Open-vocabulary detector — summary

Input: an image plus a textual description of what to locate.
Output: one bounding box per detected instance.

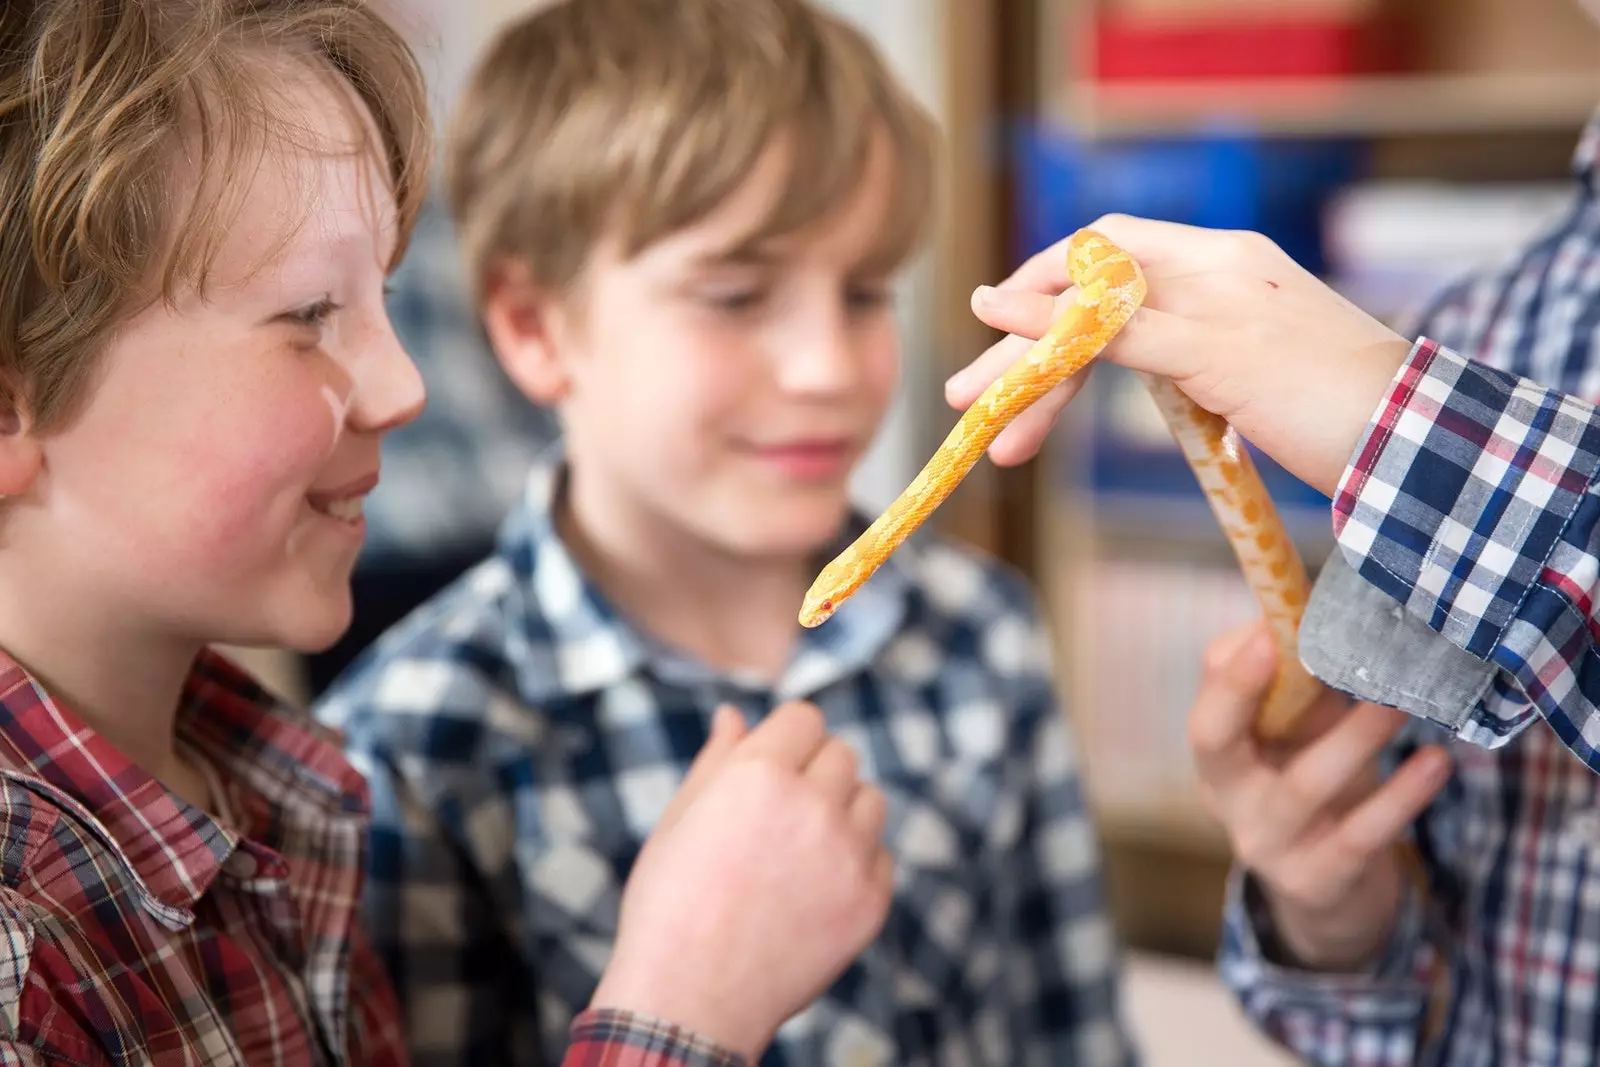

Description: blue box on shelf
[1011,120,1367,277]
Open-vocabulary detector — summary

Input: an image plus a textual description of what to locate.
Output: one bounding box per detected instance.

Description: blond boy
[316,1,1133,1065]
[0,1,894,1063]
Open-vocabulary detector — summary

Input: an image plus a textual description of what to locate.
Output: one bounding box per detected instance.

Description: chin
[273,593,354,655]
[724,500,853,560]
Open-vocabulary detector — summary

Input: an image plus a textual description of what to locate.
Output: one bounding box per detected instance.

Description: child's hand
[590,701,892,1059]
[946,214,1415,497]
[1190,621,1453,972]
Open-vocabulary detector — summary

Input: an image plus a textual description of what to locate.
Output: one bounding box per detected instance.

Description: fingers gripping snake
[798,228,1324,738]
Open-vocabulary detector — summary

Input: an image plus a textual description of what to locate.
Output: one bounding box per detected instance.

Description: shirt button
[224,850,258,878]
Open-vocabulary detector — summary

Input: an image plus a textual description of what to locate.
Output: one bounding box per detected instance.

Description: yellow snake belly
[799,227,1324,737]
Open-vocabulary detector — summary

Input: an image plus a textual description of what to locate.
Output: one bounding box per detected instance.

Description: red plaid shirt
[0,649,746,1067]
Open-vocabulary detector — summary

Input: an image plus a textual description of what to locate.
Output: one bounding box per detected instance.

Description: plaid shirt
[0,647,409,1067]
[1220,107,1600,1065]
[313,448,1132,1067]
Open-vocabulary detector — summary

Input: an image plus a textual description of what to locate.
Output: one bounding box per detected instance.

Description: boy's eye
[846,283,892,313]
[702,288,766,313]
[281,296,343,329]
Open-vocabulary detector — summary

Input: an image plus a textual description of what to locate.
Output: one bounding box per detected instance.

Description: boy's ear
[481,258,574,405]
[0,400,42,499]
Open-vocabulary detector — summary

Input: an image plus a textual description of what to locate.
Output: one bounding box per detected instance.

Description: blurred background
[230,1,1600,1062]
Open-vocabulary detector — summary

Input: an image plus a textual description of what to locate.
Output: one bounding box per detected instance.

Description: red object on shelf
[1089,12,1410,81]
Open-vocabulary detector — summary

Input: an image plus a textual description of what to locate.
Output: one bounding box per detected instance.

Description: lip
[747,438,855,479]
[306,471,379,508]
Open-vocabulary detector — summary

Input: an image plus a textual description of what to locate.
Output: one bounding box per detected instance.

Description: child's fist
[590,701,892,1060]
[1188,622,1453,971]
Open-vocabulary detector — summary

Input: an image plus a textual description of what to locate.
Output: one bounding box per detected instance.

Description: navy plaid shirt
[313,449,1133,1067]
[1221,107,1600,1065]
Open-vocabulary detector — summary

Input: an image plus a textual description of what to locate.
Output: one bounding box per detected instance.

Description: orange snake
[798,227,1324,738]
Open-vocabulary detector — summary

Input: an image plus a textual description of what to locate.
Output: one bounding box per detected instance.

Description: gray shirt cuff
[1299,551,1497,732]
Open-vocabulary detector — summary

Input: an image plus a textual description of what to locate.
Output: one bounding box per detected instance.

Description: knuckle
[733,754,792,804]
[1200,631,1241,678]
[826,737,860,776]
[1223,228,1271,260]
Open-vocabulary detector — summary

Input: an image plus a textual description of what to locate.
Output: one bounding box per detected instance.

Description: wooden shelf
[1052,70,1600,138]
[1096,805,1231,858]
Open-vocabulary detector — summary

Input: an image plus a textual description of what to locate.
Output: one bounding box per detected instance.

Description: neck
[558,468,815,681]
[0,567,204,799]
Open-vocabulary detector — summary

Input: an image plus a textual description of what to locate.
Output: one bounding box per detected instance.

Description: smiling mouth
[306,472,377,525]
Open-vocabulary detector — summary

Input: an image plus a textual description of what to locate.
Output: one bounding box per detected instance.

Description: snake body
[799,227,1324,737]
[1138,374,1325,738]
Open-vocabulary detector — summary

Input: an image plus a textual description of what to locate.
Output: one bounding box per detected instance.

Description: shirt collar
[1573,104,1600,189]
[497,443,910,706]
[0,646,366,919]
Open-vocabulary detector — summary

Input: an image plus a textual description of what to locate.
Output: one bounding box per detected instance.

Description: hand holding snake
[800,225,1334,738]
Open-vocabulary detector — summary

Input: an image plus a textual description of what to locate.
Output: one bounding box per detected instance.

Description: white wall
[813,0,946,514]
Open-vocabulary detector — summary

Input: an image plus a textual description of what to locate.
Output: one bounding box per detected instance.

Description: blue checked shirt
[1220,107,1600,1065]
[313,450,1133,1067]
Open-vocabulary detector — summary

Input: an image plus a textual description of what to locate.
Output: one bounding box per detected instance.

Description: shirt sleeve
[1215,866,1440,1067]
[561,1010,749,1067]
[1325,335,1600,768]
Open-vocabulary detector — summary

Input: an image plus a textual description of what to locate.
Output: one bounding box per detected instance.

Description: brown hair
[0,0,433,431]
[446,0,939,302]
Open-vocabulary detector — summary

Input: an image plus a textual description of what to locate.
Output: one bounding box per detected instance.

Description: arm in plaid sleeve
[1331,337,1600,763]
[998,607,1134,1067]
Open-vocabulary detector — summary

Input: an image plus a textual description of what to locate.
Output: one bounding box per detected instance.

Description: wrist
[1304,336,1413,498]
[1257,853,1406,973]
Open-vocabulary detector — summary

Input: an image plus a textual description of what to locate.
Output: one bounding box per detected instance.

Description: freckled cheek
[164,391,342,554]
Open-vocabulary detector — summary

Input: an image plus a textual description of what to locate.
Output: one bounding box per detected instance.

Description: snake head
[798,551,861,627]
[798,595,836,629]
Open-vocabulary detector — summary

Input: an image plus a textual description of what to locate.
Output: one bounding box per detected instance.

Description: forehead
[170,56,400,294]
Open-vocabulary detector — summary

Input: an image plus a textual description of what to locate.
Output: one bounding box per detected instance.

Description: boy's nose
[779,315,860,396]
[348,318,426,434]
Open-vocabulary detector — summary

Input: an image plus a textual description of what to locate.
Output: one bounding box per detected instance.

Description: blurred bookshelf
[947,0,1600,958]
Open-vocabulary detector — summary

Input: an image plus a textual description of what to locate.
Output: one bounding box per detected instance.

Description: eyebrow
[687,241,780,270]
